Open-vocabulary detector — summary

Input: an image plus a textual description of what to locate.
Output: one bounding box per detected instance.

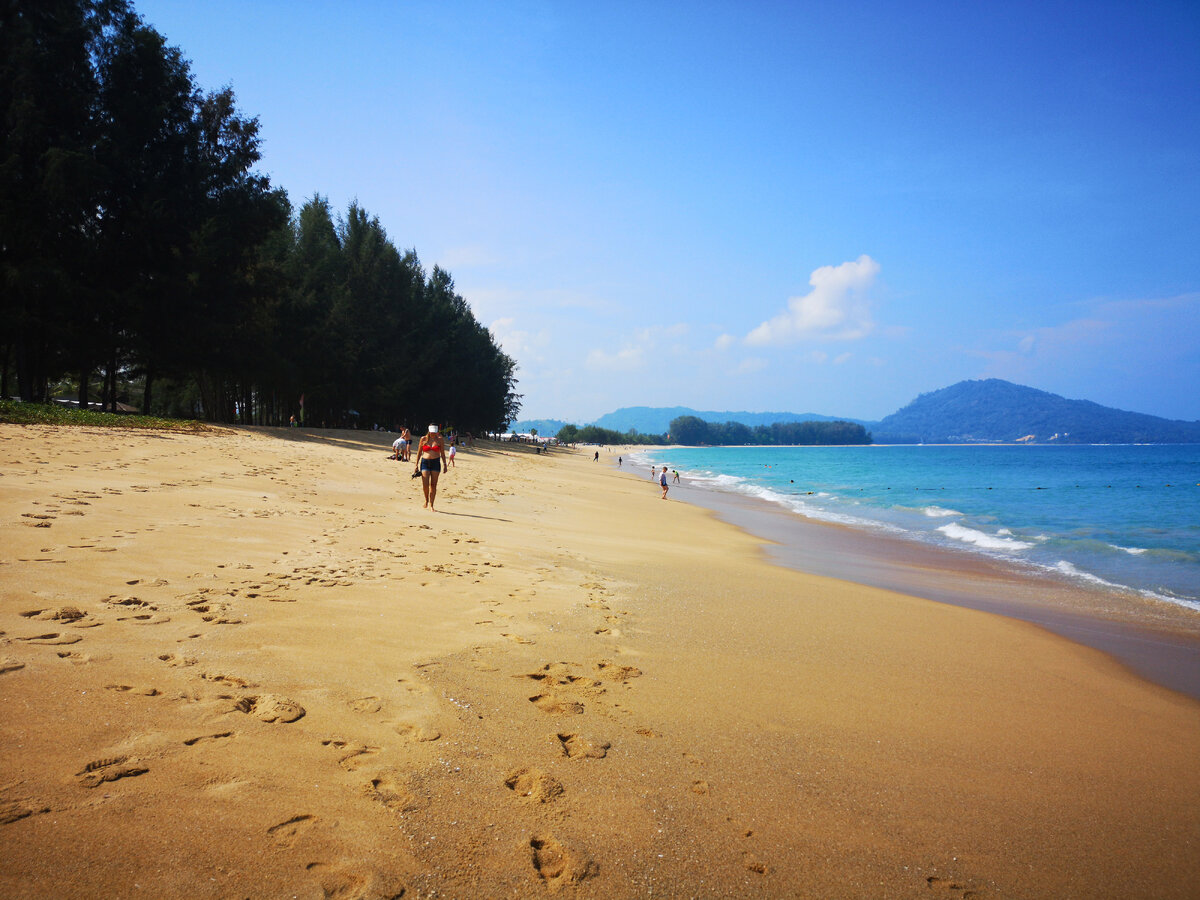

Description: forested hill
[592,406,866,434]
[2,0,519,431]
[871,379,1200,443]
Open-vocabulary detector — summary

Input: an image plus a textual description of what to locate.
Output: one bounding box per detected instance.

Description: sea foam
[936,522,1034,552]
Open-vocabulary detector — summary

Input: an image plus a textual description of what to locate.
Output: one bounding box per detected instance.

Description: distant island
[516,379,1200,444]
[870,380,1200,444]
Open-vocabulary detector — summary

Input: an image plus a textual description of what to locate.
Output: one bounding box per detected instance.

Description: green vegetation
[2,0,519,432]
[668,416,871,445]
[0,400,209,432]
[553,417,870,446]
[556,424,665,445]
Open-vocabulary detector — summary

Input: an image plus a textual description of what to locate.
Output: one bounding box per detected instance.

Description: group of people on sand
[390,424,457,511]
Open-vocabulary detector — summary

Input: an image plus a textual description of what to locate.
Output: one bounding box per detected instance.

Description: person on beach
[391,436,404,460]
[414,425,448,510]
[672,469,680,484]
[400,427,411,462]
[660,466,669,499]
[618,456,622,467]
[594,451,600,461]
[448,440,456,468]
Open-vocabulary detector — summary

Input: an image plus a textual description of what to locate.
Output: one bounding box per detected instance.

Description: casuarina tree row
[1,0,521,431]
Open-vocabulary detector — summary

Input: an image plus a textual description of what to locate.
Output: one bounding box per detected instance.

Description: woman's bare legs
[421,471,432,508]
[427,472,440,510]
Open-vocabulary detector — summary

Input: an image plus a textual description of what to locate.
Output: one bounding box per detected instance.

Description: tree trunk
[1,343,10,399]
[16,342,48,403]
[105,349,117,412]
[78,367,89,409]
[142,367,155,416]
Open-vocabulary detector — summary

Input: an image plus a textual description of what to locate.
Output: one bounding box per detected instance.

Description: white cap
[428,425,438,432]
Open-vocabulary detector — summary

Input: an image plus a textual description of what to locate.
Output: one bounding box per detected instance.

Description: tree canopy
[1,0,520,432]
[668,416,872,445]
[556,424,665,445]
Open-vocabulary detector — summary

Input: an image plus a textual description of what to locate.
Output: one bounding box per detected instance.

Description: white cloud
[489,317,551,363]
[586,345,645,371]
[745,255,880,346]
[585,323,693,372]
[714,333,735,351]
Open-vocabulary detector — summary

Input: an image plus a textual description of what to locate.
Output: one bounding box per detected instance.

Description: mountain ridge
[872,379,1200,443]
[515,380,1200,443]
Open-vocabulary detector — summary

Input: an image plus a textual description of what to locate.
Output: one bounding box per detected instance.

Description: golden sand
[1,425,1197,899]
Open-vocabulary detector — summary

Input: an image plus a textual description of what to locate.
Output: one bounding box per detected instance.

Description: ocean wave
[936,522,1034,552]
[1049,562,1200,612]
[685,469,908,534]
[921,506,962,518]
[1111,544,1148,555]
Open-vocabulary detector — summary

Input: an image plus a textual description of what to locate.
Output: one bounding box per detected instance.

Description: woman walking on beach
[414,425,448,510]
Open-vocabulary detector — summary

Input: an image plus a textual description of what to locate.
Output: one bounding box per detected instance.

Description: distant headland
[515,379,1200,444]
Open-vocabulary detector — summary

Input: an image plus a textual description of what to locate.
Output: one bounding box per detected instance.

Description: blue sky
[136,0,1200,423]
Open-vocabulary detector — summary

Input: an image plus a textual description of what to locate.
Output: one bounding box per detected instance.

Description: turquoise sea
[632,444,1200,612]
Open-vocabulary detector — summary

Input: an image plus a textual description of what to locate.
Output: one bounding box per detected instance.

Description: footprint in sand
[396,677,428,696]
[927,875,983,898]
[363,770,422,813]
[183,731,233,746]
[393,722,441,742]
[200,673,255,688]
[557,733,610,759]
[349,696,383,714]
[105,684,161,696]
[158,653,197,667]
[234,694,305,723]
[321,739,381,770]
[16,633,82,646]
[505,768,564,803]
[76,756,149,788]
[595,660,642,682]
[743,851,771,875]
[529,834,597,887]
[313,864,408,900]
[120,613,172,625]
[1,658,26,675]
[0,800,51,825]
[20,607,87,624]
[267,813,316,847]
[530,694,585,716]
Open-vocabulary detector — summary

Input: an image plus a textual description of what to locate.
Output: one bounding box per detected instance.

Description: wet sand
[2,425,1198,899]
[674,482,1200,700]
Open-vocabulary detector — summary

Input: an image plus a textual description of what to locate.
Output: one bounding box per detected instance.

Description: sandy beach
[2,425,1198,899]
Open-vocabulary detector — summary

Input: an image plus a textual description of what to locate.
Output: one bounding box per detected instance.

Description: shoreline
[619,447,1200,700]
[3,426,1199,898]
[676,479,1200,699]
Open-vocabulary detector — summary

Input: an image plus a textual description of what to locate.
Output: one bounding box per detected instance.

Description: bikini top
[420,442,438,453]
